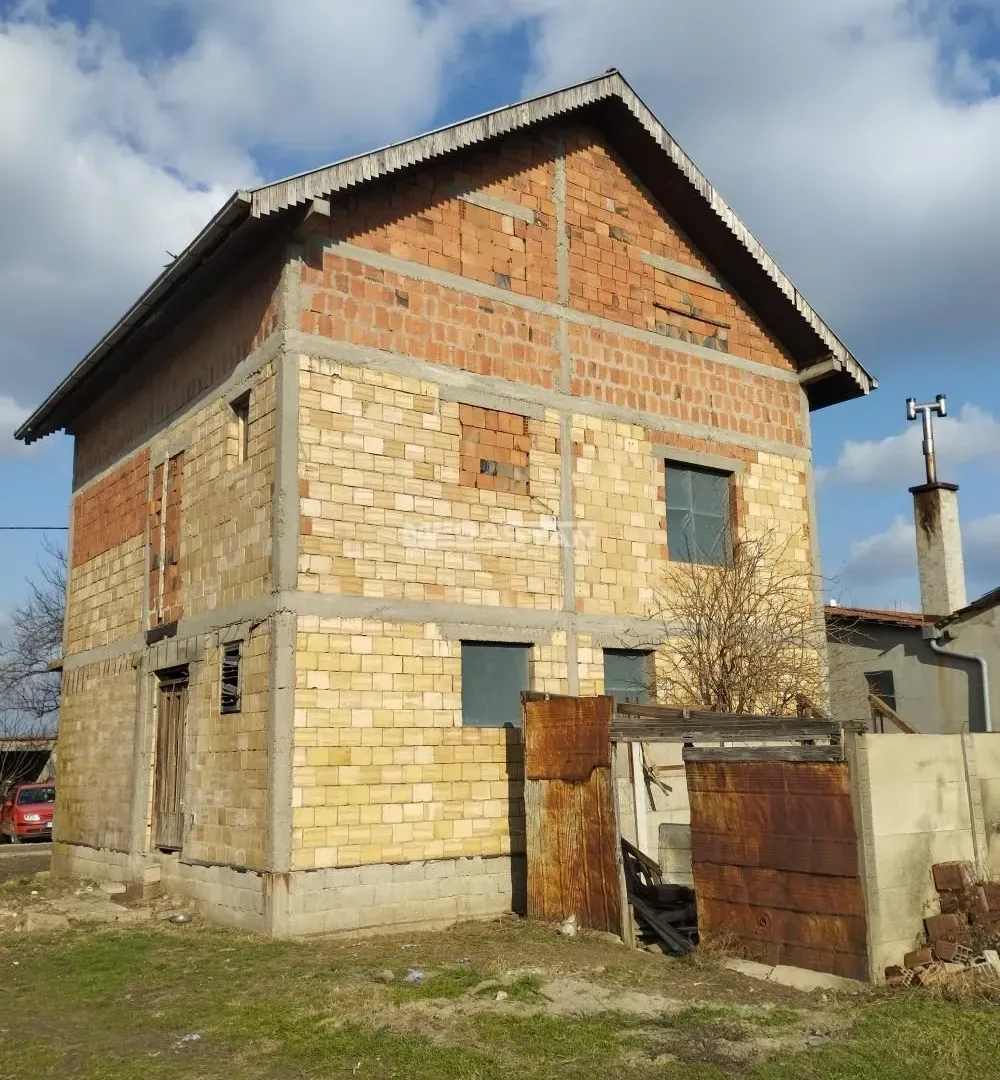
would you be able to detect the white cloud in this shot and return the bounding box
[839,515,918,588]
[0,397,31,459]
[964,513,1000,588]
[817,404,1000,487]
[0,0,483,416]
[834,509,1000,607]
[499,0,1000,355]
[7,0,1000,430]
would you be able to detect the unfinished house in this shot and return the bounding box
[15,71,875,935]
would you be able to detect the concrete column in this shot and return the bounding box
[910,481,966,616]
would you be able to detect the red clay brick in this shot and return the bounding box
[933,861,975,892]
[904,946,934,969]
[924,913,968,942]
[71,450,150,567]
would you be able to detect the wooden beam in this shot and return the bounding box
[867,694,917,734]
[683,745,845,764]
[611,718,842,742]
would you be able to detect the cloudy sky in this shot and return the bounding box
[1,0,999,622]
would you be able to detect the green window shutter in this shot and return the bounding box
[461,642,530,727]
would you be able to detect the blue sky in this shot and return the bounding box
[2,0,999,630]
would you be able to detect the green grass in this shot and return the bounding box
[388,964,487,1002]
[2,924,1000,1079]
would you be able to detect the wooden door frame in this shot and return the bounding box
[151,665,190,853]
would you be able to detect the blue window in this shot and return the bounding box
[665,463,732,566]
[461,642,530,727]
[603,649,651,704]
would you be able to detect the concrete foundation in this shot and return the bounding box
[51,842,522,937]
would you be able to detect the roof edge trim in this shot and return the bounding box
[15,191,253,443]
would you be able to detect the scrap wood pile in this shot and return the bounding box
[621,839,697,955]
[886,860,1000,987]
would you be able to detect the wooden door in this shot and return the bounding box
[522,693,620,933]
[153,671,189,852]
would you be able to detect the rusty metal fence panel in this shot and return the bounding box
[523,694,621,933]
[687,759,867,980]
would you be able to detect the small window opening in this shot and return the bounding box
[231,393,251,463]
[221,641,242,714]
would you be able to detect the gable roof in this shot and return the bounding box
[16,69,876,445]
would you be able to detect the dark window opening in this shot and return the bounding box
[221,641,243,714]
[604,649,652,704]
[865,670,896,731]
[231,393,251,463]
[461,641,529,727]
[665,462,733,566]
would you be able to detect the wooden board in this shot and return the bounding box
[687,759,867,981]
[523,694,620,933]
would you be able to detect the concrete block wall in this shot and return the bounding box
[970,734,1000,876]
[284,854,522,936]
[292,617,537,871]
[297,357,564,607]
[857,734,980,976]
[56,238,288,871]
[181,626,271,869]
[56,655,140,851]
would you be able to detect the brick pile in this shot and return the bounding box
[886,861,1000,986]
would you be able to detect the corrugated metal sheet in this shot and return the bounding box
[688,760,867,981]
[523,694,620,933]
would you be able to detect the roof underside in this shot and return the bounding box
[16,70,875,444]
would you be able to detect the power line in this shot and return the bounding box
[0,526,68,531]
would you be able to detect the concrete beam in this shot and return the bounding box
[287,331,810,463]
[302,237,801,387]
[640,250,722,290]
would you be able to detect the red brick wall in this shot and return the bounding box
[563,131,788,370]
[459,404,531,495]
[324,129,559,298]
[300,121,805,451]
[71,450,149,568]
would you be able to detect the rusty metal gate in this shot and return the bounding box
[687,758,867,980]
[522,693,621,933]
[153,669,189,852]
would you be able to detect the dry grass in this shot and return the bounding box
[1,916,998,1079]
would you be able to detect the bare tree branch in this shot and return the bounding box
[0,540,65,738]
[643,530,839,716]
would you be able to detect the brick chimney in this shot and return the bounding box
[907,395,967,616]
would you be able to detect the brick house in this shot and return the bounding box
[16,71,875,934]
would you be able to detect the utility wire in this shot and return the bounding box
[0,526,68,531]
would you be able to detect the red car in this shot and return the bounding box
[0,782,55,843]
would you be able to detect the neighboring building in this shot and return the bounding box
[15,72,874,934]
[826,415,996,734]
[827,591,1000,734]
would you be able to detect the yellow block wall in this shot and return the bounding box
[55,656,140,851]
[180,628,271,868]
[298,356,563,606]
[292,619,569,870]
